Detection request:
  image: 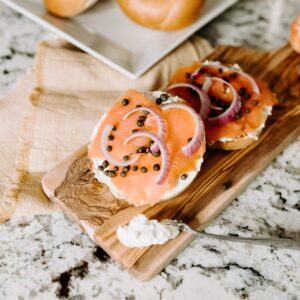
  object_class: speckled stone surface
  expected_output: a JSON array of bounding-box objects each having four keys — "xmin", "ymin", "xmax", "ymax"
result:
[{"xmin": 0, "ymin": 0, "xmax": 300, "ymax": 299}]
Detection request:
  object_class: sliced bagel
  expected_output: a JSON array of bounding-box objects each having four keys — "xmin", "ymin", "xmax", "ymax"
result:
[
  {"xmin": 88, "ymin": 90, "xmax": 206, "ymax": 206},
  {"xmin": 43, "ymin": 0, "xmax": 98, "ymax": 17},
  {"xmin": 166, "ymin": 61, "xmax": 277, "ymax": 150}
]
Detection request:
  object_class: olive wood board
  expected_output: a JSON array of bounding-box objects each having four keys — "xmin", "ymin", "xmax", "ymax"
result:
[{"xmin": 42, "ymin": 44, "xmax": 300, "ymax": 281}]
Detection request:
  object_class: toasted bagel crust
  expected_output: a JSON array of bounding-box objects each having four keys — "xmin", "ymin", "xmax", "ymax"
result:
[
  {"xmin": 117, "ymin": 0, "xmax": 205, "ymax": 31},
  {"xmin": 43, "ymin": 0, "xmax": 98, "ymax": 17},
  {"xmin": 209, "ymin": 108, "xmax": 272, "ymax": 150}
]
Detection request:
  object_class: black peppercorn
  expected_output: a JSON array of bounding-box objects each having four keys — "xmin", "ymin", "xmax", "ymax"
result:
[
  {"xmin": 229, "ymin": 72, "xmax": 238, "ymax": 79},
  {"xmin": 122, "ymin": 99, "xmax": 129, "ymax": 106},
  {"xmin": 235, "ymin": 113, "xmax": 242, "ymax": 119},
  {"xmin": 137, "ymin": 119, "xmax": 144, "ymax": 127},
  {"xmin": 239, "ymin": 87, "xmax": 246, "ymax": 97},
  {"xmin": 160, "ymin": 93, "xmax": 169, "ymax": 102},
  {"xmin": 109, "ymin": 170, "xmax": 116, "ymax": 177},
  {"xmin": 155, "ymin": 98, "xmax": 162, "ymax": 105},
  {"xmin": 181, "ymin": 174, "xmax": 188, "ymax": 180},
  {"xmin": 141, "ymin": 167, "xmax": 148, "ymax": 173},
  {"xmin": 122, "ymin": 166, "xmax": 130, "ymax": 172},
  {"xmin": 137, "ymin": 146, "xmax": 147, "ymax": 153},
  {"xmin": 139, "ymin": 115, "xmax": 147, "ymax": 121},
  {"xmin": 102, "ymin": 160, "xmax": 109, "ymax": 168},
  {"xmin": 152, "ymin": 150, "xmax": 161, "ymax": 157},
  {"xmin": 153, "ymin": 164, "xmax": 160, "ymax": 171}
]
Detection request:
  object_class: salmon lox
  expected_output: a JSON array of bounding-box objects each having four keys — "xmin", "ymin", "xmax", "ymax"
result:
[
  {"xmin": 168, "ymin": 61, "xmax": 277, "ymax": 146},
  {"xmin": 89, "ymin": 90, "xmax": 205, "ymax": 206}
]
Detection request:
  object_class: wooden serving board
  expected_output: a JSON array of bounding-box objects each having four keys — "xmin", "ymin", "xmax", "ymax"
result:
[{"xmin": 42, "ymin": 44, "xmax": 300, "ymax": 281}]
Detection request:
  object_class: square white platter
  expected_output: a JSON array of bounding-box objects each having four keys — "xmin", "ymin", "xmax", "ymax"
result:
[{"xmin": 1, "ymin": 0, "xmax": 238, "ymax": 79}]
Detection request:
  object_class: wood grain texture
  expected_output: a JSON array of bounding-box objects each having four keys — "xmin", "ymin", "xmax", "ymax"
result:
[{"xmin": 42, "ymin": 44, "xmax": 300, "ymax": 281}]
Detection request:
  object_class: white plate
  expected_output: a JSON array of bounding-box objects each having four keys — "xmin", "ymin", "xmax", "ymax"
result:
[{"xmin": 1, "ymin": 0, "xmax": 238, "ymax": 79}]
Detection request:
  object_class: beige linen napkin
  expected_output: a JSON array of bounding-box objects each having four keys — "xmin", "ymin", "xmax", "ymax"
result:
[{"xmin": 0, "ymin": 36, "xmax": 213, "ymax": 223}]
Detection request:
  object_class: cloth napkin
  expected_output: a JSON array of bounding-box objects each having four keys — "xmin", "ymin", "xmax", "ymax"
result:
[{"xmin": 0, "ymin": 36, "xmax": 213, "ymax": 223}]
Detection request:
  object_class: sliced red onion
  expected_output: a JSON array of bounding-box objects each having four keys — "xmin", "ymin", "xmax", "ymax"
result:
[
  {"xmin": 202, "ymin": 77, "xmax": 241, "ymax": 127},
  {"xmin": 123, "ymin": 131, "xmax": 170, "ymax": 185},
  {"xmin": 100, "ymin": 124, "xmax": 140, "ymax": 167},
  {"xmin": 202, "ymin": 77, "xmax": 212, "ymax": 93},
  {"xmin": 190, "ymin": 66, "xmax": 202, "ymax": 79},
  {"xmin": 166, "ymin": 83, "xmax": 210, "ymax": 120},
  {"xmin": 191, "ymin": 61, "xmax": 260, "ymax": 94},
  {"xmin": 231, "ymin": 68, "xmax": 260, "ymax": 94},
  {"xmin": 161, "ymin": 103, "xmax": 205, "ymax": 157},
  {"xmin": 123, "ymin": 106, "xmax": 165, "ymax": 153},
  {"xmin": 210, "ymin": 104, "xmax": 223, "ymax": 111}
]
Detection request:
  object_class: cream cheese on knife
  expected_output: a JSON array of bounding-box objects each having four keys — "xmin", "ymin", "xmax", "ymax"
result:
[{"xmin": 116, "ymin": 214, "xmax": 179, "ymax": 248}]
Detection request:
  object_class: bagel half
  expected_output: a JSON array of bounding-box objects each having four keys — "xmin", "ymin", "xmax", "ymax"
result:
[
  {"xmin": 167, "ymin": 61, "xmax": 277, "ymax": 150},
  {"xmin": 88, "ymin": 90, "xmax": 206, "ymax": 206},
  {"xmin": 43, "ymin": 0, "xmax": 98, "ymax": 17},
  {"xmin": 117, "ymin": 0, "xmax": 205, "ymax": 31}
]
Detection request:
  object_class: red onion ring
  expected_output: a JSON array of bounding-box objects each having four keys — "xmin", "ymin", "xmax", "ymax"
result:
[
  {"xmin": 166, "ymin": 83, "xmax": 211, "ymax": 120},
  {"xmin": 101, "ymin": 124, "xmax": 140, "ymax": 167},
  {"xmin": 123, "ymin": 106, "xmax": 165, "ymax": 153},
  {"xmin": 191, "ymin": 62, "xmax": 260, "ymax": 94},
  {"xmin": 210, "ymin": 104, "xmax": 223, "ymax": 111},
  {"xmin": 231, "ymin": 68, "xmax": 260, "ymax": 94},
  {"xmin": 161, "ymin": 103, "xmax": 205, "ymax": 157},
  {"xmin": 123, "ymin": 131, "xmax": 170, "ymax": 185},
  {"xmin": 202, "ymin": 77, "xmax": 241, "ymax": 127}
]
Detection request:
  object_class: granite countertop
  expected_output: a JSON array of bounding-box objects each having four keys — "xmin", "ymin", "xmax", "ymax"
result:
[{"xmin": 0, "ymin": 0, "xmax": 300, "ymax": 299}]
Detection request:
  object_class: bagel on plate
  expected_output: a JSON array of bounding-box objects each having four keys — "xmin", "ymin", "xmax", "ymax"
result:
[
  {"xmin": 117, "ymin": 0, "xmax": 205, "ymax": 31},
  {"xmin": 43, "ymin": 0, "xmax": 98, "ymax": 17}
]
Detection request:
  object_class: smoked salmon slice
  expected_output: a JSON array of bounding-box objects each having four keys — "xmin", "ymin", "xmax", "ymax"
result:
[
  {"xmin": 89, "ymin": 90, "xmax": 205, "ymax": 206},
  {"xmin": 167, "ymin": 61, "xmax": 277, "ymax": 148}
]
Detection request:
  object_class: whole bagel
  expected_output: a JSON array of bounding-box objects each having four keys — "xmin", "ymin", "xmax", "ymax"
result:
[
  {"xmin": 290, "ymin": 15, "xmax": 300, "ymax": 53},
  {"xmin": 117, "ymin": 0, "xmax": 205, "ymax": 31},
  {"xmin": 43, "ymin": 0, "xmax": 98, "ymax": 17}
]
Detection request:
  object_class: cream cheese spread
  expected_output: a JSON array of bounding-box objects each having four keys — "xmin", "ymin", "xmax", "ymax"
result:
[{"xmin": 116, "ymin": 214, "xmax": 179, "ymax": 248}]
